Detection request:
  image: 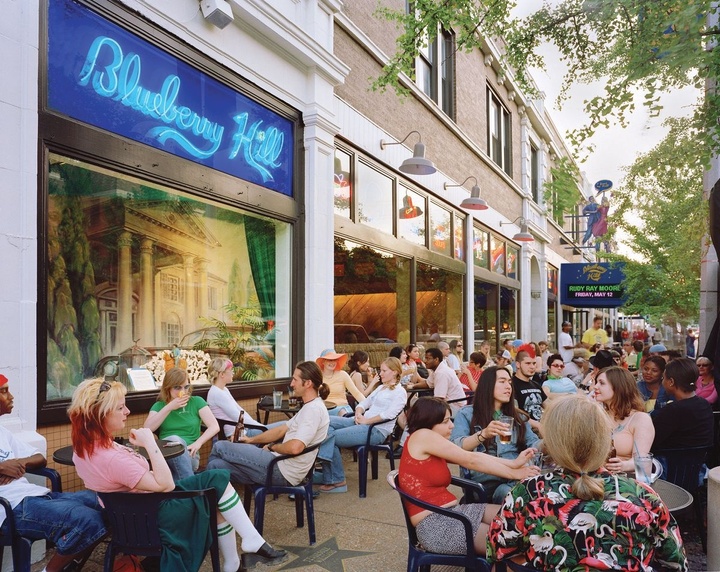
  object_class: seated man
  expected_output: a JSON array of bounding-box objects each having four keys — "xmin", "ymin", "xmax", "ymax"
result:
[
  {"xmin": 0, "ymin": 374, "xmax": 106, "ymax": 572},
  {"xmin": 208, "ymin": 360, "xmax": 329, "ymax": 489}
]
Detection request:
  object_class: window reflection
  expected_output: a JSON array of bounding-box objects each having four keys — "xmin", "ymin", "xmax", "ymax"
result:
[
  {"xmin": 333, "ymin": 239, "xmax": 410, "ymax": 346},
  {"xmin": 454, "ymin": 213, "xmax": 465, "ymax": 261},
  {"xmin": 416, "ymin": 262, "xmax": 462, "ymax": 344},
  {"xmin": 46, "ymin": 154, "xmax": 290, "ymax": 400},
  {"xmin": 398, "ymin": 186, "xmax": 426, "ymax": 246},
  {"xmin": 506, "ymin": 245, "xmax": 518, "ymax": 279},
  {"xmin": 490, "ymin": 235, "xmax": 505, "ymax": 275},
  {"xmin": 473, "ymin": 228, "xmax": 489, "ymax": 269},
  {"xmin": 474, "ymin": 281, "xmax": 498, "ymax": 351},
  {"xmin": 357, "ymin": 161, "xmax": 393, "ymax": 233},
  {"xmin": 429, "ymin": 202, "xmax": 451, "ymax": 256},
  {"xmin": 334, "ymin": 148, "xmax": 352, "ymax": 218}
]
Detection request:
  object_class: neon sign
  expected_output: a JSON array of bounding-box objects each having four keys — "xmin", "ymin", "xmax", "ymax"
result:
[{"xmin": 48, "ymin": 0, "xmax": 293, "ymax": 196}]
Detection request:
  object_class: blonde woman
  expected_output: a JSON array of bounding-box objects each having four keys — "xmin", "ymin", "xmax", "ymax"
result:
[
  {"xmin": 207, "ymin": 357, "xmax": 264, "ymax": 438},
  {"xmin": 592, "ymin": 366, "xmax": 654, "ymax": 473},
  {"xmin": 69, "ymin": 378, "xmax": 287, "ymax": 572},
  {"xmin": 316, "ymin": 349, "xmax": 365, "ymax": 416},
  {"xmin": 143, "ymin": 367, "xmax": 219, "ymax": 481},
  {"xmin": 316, "ymin": 357, "xmax": 408, "ymax": 493},
  {"xmin": 487, "ymin": 397, "xmax": 687, "ymax": 570}
]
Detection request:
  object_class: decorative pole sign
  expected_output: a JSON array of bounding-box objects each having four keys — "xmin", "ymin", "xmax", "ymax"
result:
[
  {"xmin": 594, "ymin": 180, "xmax": 613, "ymax": 193},
  {"xmin": 47, "ymin": 0, "xmax": 294, "ymax": 196}
]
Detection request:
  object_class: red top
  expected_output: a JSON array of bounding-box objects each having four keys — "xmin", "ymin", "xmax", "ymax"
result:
[{"xmin": 398, "ymin": 433, "xmax": 456, "ymax": 517}]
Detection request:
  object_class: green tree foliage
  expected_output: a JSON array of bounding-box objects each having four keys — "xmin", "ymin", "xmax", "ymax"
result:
[
  {"xmin": 606, "ymin": 116, "xmax": 706, "ymax": 323},
  {"xmin": 375, "ymin": 0, "xmax": 716, "ymax": 161},
  {"xmin": 543, "ymin": 156, "xmax": 582, "ymax": 224}
]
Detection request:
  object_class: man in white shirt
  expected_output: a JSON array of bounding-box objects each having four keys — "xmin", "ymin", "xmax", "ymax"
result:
[
  {"xmin": 0, "ymin": 375, "xmax": 106, "ymax": 572},
  {"xmin": 424, "ymin": 347, "xmax": 467, "ymax": 410},
  {"xmin": 559, "ymin": 321, "xmax": 574, "ymax": 363}
]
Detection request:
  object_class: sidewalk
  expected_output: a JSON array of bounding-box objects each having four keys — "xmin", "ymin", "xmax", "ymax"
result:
[{"xmin": 31, "ymin": 449, "xmax": 709, "ymax": 571}]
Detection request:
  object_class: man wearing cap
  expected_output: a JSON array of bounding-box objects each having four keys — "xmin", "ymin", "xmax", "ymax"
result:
[
  {"xmin": 494, "ymin": 351, "xmax": 513, "ymax": 376},
  {"xmin": 581, "ymin": 349, "xmax": 616, "ymax": 391},
  {"xmin": 581, "ymin": 316, "xmax": 609, "ymax": 348},
  {"xmin": 511, "ymin": 351, "xmax": 546, "ymax": 432},
  {"xmin": 0, "ymin": 375, "xmax": 107, "ymax": 572},
  {"xmin": 559, "ymin": 321, "xmax": 574, "ymax": 364}
]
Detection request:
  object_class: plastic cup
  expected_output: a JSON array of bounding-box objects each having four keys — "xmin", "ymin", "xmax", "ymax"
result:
[
  {"xmin": 497, "ymin": 415, "xmax": 514, "ymax": 444},
  {"xmin": 633, "ymin": 453, "xmax": 663, "ymax": 484},
  {"xmin": 272, "ymin": 390, "xmax": 283, "ymax": 409}
]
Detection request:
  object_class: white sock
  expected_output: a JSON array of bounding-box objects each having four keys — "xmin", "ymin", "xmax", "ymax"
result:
[
  {"xmin": 218, "ymin": 488, "xmax": 265, "ymax": 553},
  {"xmin": 217, "ymin": 522, "xmax": 240, "ymax": 572}
]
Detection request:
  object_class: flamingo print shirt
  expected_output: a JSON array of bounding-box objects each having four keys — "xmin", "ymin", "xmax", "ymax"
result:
[{"xmin": 487, "ymin": 469, "xmax": 688, "ymax": 571}]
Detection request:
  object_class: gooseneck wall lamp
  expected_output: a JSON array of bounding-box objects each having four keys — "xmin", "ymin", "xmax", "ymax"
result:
[
  {"xmin": 499, "ymin": 217, "xmax": 534, "ymax": 243},
  {"xmin": 443, "ymin": 176, "xmax": 488, "ymax": 210},
  {"xmin": 380, "ymin": 131, "xmax": 437, "ymax": 176}
]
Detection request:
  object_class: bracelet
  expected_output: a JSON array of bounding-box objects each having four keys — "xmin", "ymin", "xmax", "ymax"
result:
[{"xmin": 476, "ymin": 430, "xmax": 484, "ymax": 444}]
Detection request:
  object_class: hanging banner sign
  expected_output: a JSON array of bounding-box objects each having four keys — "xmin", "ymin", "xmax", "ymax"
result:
[
  {"xmin": 47, "ymin": 0, "xmax": 294, "ymax": 196},
  {"xmin": 560, "ymin": 262, "xmax": 626, "ymax": 308}
]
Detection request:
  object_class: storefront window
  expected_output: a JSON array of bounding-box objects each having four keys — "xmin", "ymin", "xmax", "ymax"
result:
[
  {"xmin": 500, "ymin": 286, "xmax": 517, "ymax": 342},
  {"xmin": 474, "ymin": 280, "xmax": 498, "ymax": 350},
  {"xmin": 454, "ymin": 213, "xmax": 465, "ymax": 261},
  {"xmin": 490, "ymin": 235, "xmax": 505, "ymax": 275},
  {"xmin": 506, "ymin": 245, "xmax": 518, "ymax": 279},
  {"xmin": 416, "ymin": 262, "xmax": 463, "ymax": 343},
  {"xmin": 45, "ymin": 153, "xmax": 291, "ymax": 400},
  {"xmin": 429, "ymin": 202, "xmax": 452, "ymax": 257},
  {"xmin": 357, "ymin": 161, "xmax": 393, "ymax": 233},
  {"xmin": 473, "ymin": 228, "xmax": 489, "ymax": 269},
  {"xmin": 334, "ymin": 148, "xmax": 352, "ymax": 218},
  {"xmin": 398, "ymin": 186, "xmax": 427, "ymax": 246},
  {"xmin": 333, "ymin": 239, "xmax": 411, "ymax": 345}
]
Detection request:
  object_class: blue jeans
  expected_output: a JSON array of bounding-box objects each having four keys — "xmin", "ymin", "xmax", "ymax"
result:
[
  {"xmin": 318, "ymin": 416, "xmax": 384, "ymax": 484},
  {"xmin": 165, "ymin": 436, "xmax": 198, "ymax": 482},
  {"xmin": 207, "ymin": 441, "xmax": 291, "ymax": 486},
  {"xmin": 3, "ymin": 490, "xmax": 106, "ymax": 555}
]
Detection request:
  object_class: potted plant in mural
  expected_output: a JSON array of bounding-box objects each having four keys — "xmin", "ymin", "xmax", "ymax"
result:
[
  {"xmin": 47, "ymin": 166, "xmax": 103, "ymax": 399},
  {"xmin": 191, "ymin": 302, "xmax": 275, "ymax": 381}
]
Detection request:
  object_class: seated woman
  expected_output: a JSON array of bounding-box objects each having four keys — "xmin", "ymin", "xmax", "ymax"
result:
[
  {"xmin": 696, "ymin": 355, "xmax": 719, "ymax": 407},
  {"xmin": 389, "ymin": 346, "xmax": 423, "ymax": 388},
  {"xmin": 459, "ymin": 351, "xmax": 486, "ymax": 393},
  {"xmin": 406, "ymin": 344, "xmax": 429, "ymax": 379},
  {"xmin": 206, "ymin": 357, "xmax": 265, "ymax": 438},
  {"xmin": 317, "ymin": 357, "xmax": 407, "ymax": 493},
  {"xmin": 68, "ymin": 378, "xmax": 287, "ymax": 572},
  {"xmin": 487, "ymin": 396, "xmax": 688, "ymax": 571},
  {"xmin": 592, "ymin": 366, "xmax": 654, "ymax": 473},
  {"xmin": 541, "ymin": 354, "xmax": 577, "ymax": 398},
  {"xmin": 450, "ymin": 366, "xmax": 540, "ymax": 503},
  {"xmin": 652, "ymin": 357, "xmax": 714, "ymax": 451},
  {"xmin": 316, "ymin": 349, "xmax": 365, "ymax": 416},
  {"xmin": 400, "ymin": 396, "xmax": 538, "ymax": 556},
  {"xmin": 637, "ymin": 355, "xmax": 670, "ymax": 413},
  {"xmin": 348, "ymin": 350, "xmax": 380, "ymax": 397},
  {"xmin": 143, "ymin": 367, "xmax": 219, "ymax": 481}
]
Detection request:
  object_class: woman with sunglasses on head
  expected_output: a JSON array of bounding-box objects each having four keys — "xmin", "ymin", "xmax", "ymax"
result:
[
  {"xmin": 207, "ymin": 357, "xmax": 265, "ymax": 439},
  {"xmin": 70, "ymin": 378, "xmax": 287, "ymax": 572},
  {"xmin": 541, "ymin": 354, "xmax": 577, "ymax": 399},
  {"xmin": 144, "ymin": 367, "xmax": 219, "ymax": 481},
  {"xmin": 450, "ymin": 367, "xmax": 540, "ymax": 503},
  {"xmin": 695, "ymin": 355, "xmax": 718, "ymax": 406}
]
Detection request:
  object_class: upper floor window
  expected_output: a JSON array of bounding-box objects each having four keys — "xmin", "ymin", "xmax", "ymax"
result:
[
  {"xmin": 530, "ymin": 144, "xmax": 541, "ymax": 203},
  {"xmin": 416, "ymin": 28, "xmax": 456, "ymax": 118},
  {"xmin": 488, "ymin": 88, "xmax": 511, "ymax": 175}
]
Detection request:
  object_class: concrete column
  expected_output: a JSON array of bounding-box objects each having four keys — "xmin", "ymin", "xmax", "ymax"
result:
[
  {"xmin": 197, "ymin": 259, "xmax": 209, "ymax": 322},
  {"xmin": 183, "ymin": 254, "xmax": 196, "ymax": 334},
  {"xmin": 708, "ymin": 466, "xmax": 720, "ymax": 570},
  {"xmin": 138, "ymin": 237, "xmax": 154, "ymax": 347},
  {"xmin": 116, "ymin": 231, "xmax": 134, "ymax": 351}
]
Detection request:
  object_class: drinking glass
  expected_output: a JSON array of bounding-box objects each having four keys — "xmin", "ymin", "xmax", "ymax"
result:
[
  {"xmin": 633, "ymin": 453, "xmax": 663, "ymax": 484},
  {"xmin": 272, "ymin": 390, "xmax": 283, "ymax": 409},
  {"xmin": 497, "ymin": 415, "xmax": 514, "ymax": 444}
]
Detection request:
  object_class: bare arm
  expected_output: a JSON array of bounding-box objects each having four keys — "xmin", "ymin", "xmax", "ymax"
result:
[
  {"xmin": 143, "ymin": 396, "xmax": 188, "ymax": 432},
  {"xmin": 187, "ymin": 406, "xmax": 219, "ymax": 457},
  {"xmin": 240, "ymin": 422, "xmax": 288, "ymax": 446},
  {"xmin": 128, "ymin": 428, "xmax": 174, "ymax": 492}
]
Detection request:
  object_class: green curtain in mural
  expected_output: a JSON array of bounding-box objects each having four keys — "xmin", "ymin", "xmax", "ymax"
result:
[{"xmin": 243, "ymin": 217, "xmax": 276, "ymax": 323}]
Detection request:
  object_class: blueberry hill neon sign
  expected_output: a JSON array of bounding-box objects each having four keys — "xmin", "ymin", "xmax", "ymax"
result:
[{"xmin": 48, "ymin": 0, "xmax": 293, "ymax": 196}]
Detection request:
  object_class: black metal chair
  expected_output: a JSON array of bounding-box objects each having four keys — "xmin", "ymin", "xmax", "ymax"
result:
[
  {"xmin": 98, "ymin": 488, "xmax": 221, "ymax": 571},
  {"xmin": 352, "ymin": 417, "xmax": 398, "ymax": 498},
  {"xmin": 654, "ymin": 445, "xmax": 711, "ymax": 553},
  {"xmin": 0, "ymin": 467, "xmax": 62, "ymax": 572},
  {"xmin": 387, "ymin": 469, "xmax": 492, "ymax": 572},
  {"xmin": 242, "ymin": 441, "xmax": 322, "ymax": 544}
]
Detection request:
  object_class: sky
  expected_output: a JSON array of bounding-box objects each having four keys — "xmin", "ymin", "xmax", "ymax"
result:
[{"xmin": 513, "ymin": 2, "xmax": 700, "ymax": 192}]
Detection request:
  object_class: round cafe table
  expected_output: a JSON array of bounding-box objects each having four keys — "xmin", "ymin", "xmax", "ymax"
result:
[
  {"xmin": 52, "ymin": 438, "xmax": 185, "ymax": 467},
  {"xmin": 650, "ymin": 478, "xmax": 693, "ymax": 513}
]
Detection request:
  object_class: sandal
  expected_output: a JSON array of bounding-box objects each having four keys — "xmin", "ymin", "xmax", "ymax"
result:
[{"xmin": 318, "ymin": 482, "xmax": 348, "ymax": 493}]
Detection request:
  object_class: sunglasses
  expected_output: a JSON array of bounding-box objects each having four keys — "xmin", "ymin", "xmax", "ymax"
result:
[{"xmin": 550, "ymin": 363, "xmax": 565, "ymax": 368}]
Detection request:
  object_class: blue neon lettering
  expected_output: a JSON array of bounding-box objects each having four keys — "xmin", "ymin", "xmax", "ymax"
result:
[
  {"xmin": 77, "ymin": 34, "xmax": 285, "ymax": 181},
  {"xmin": 229, "ymin": 113, "xmax": 284, "ymax": 183}
]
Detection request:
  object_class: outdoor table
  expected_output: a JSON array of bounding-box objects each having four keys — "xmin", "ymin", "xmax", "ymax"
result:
[
  {"xmin": 52, "ymin": 438, "xmax": 185, "ymax": 467},
  {"xmin": 256, "ymin": 399, "xmax": 336, "ymax": 425},
  {"xmin": 650, "ymin": 478, "xmax": 693, "ymax": 513},
  {"xmin": 404, "ymin": 385, "xmax": 432, "ymax": 407}
]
